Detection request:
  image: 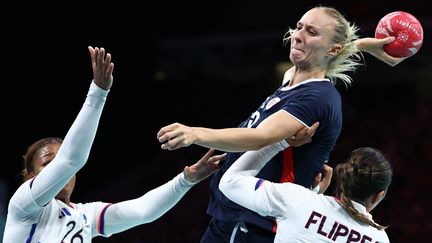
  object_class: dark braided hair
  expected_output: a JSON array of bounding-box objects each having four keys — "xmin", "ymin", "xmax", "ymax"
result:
[
  {"xmin": 334, "ymin": 147, "xmax": 393, "ymax": 230},
  {"xmin": 21, "ymin": 137, "xmax": 63, "ymax": 182}
]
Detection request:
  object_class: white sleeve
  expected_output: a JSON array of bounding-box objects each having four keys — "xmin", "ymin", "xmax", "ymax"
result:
[
  {"xmin": 252, "ymin": 179, "xmax": 317, "ymax": 217},
  {"xmin": 219, "ymin": 140, "xmax": 289, "ymax": 216},
  {"xmin": 100, "ymin": 172, "xmax": 196, "ymax": 236},
  {"xmin": 29, "ymin": 82, "xmax": 109, "ymax": 207}
]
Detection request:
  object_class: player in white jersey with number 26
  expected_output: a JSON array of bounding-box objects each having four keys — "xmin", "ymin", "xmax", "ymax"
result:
[{"xmin": 2, "ymin": 46, "xmax": 225, "ymax": 243}]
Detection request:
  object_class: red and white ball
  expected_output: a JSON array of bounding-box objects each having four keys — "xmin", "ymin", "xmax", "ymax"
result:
[{"xmin": 375, "ymin": 11, "xmax": 423, "ymax": 58}]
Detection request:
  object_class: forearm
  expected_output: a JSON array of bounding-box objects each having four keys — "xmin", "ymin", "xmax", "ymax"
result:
[
  {"xmin": 32, "ymin": 81, "xmax": 109, "ymax": 206},
  {"xmin": 102, "ymin": 172, "xmax": 195, "ymax": 235},
  {"xmin": 219, "ymin": 141, "xmax": 288, "ymax": 210},
  {"xmin": 194, "ymin": 127, "xmax": 277, "ymax": 152},
  {"xmin": 60, "ymin": 81, "xmax": 108, "ymax": 161}
]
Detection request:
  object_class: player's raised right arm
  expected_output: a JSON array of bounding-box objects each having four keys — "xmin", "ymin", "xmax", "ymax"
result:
[{"xmin": 26, "ymin": 47, "xmax": 113, "ymax": 207}]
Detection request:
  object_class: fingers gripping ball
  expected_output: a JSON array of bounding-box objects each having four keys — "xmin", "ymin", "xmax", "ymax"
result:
[{"xmin": 375, "ymin": 11, "xmax": 423, "ymax": 58}]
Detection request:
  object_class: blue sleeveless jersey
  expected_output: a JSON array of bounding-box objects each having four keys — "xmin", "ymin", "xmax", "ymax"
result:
[{"xmin": 207, "ymin": 79, "xmax": 342, "ymax": 232}]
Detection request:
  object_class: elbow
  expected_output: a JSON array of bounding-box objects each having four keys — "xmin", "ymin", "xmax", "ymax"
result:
[
  {"xmin": 219, "ymin": 175, "xmax": 246, "ymax": 207},
  {"xmin": 218, "ymin": 175, "xmax": 230, "ymax": 196},
  {"xmin": 219, "ymin": 173, "xmax": 239, "ymax": 198},
  {"xmin": 140, "ymin": 215, "xmax": 158, "ymax": 224},
  {"xmin": 55, "ymin": 154, "xmax": 87, "ymax": 171},
  {"xmin": 70, "ymin": 150, "xmax": 92, "ymax": 168},
  {"xmin": 66, "ymin": 156, "xmax": 88, "ymax": 169},
  {"xmin": 59, "ymin": 149, "xmax": 90, "ymax": 168},
  {"xmin": 134, "ymin": 210, "xmax": 161, "ymax": 224}
]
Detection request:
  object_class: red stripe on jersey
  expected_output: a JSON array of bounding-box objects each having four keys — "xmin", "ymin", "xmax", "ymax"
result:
[
  {"xmin": 98, "ymin": 204, "xmax": 112, "ymax": 235},
  {"xmin": 274, "ymin": 147, "xmax": 295, "ymax": 232},
  {"xmin": 280, "ymin": 147, "xmax": 294, "ymax": 183},
  {"xmin": 272, "ymin": 221, "xmax": 278, "ymax": 233}
]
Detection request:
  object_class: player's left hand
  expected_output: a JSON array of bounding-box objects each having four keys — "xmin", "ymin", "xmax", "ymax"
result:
[
  {"xmin": 287, "ymin": 122, "xmax": 319, "ymax": 147},
  {"xmin": 184, "ymin": 149, "xmax": 226, "ymax": 183}
]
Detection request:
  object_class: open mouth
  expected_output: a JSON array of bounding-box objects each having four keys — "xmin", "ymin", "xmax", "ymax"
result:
[{"xmin": 291, "ymin": 47, "xmax": 304, "ymax": 54}]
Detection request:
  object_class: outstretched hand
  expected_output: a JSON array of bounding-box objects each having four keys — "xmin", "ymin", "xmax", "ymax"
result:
[
  {"xmin": 183, "ymin": 149, "xmax": 226, "ymax": 183},
  {"xmin": 157, "ymin": 123, "xmax": 195, "ymax": 150},
  {"xmin": 88, "ymin": 46, "xmax": 114, "ymax": 90},
  {"xmin": 312, "ymin": 164, "xmax": 333, "ymax": 194},
  {"xmin": 354, "ymin": 37, "xmax": 406, "ymax": 67}
]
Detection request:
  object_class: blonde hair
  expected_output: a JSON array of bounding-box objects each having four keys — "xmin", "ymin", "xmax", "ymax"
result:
[{"xmin": 283, "ymin": 6, "xmax": 363, "ymax": 86}]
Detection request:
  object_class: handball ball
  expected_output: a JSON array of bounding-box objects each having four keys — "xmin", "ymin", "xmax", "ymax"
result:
[{"xmin": 375, "ymin": 11, "xmax": 423, "ymax": 58}]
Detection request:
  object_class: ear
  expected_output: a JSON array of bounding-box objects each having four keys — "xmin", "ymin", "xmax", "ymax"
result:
[{"xmin": 327, "ymin": 43, "xmax": 343, "ymax": 57}]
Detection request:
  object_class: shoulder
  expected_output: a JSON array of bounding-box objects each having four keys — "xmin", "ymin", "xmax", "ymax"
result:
[
  {"xmin": 73, "ymin": 201, "xmax": 109, "ymax": 212},
  {"xmin": 303, "ymin": 81, "xmax": 341, "ymax": 103},
  {"xmin": 305, "ymin": 80, "xmax": 338, "ymax": 92},
  {"xmin": 286, "ymin": 81, "xmax": 340, "ymax": 104},
  {"xmin": 284, "ymin": 80, "xmax": 337, "ymax": 95},
  {"xmin": 73, "ymin": 201, "xmax": 111, "ymax": 220},
  {"xmin": 8, "ymin": 180, "xmax": 43, "ymax": 218},
  {"xmin": 267, "ymin": 181, "xmax": 322, "ymax": 202}
]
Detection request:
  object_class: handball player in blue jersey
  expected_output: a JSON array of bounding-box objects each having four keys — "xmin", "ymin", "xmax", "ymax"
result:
[{"xmin": 157, "ymin": 6, "xmax": 404, "ymax": 243}]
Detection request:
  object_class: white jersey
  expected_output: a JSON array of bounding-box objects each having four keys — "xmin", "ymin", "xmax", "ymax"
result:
[
  {"xmin": 256, "ymin": 181, "xmax": 389, "ymax": 243},
  {"xmin": 3, "ymin": 82, "xmax": 197, "ymax": 242},
  {"xmin": 219, "ymin": 141, "xmax": 390, "ymax": 243},
  {"xmin": 3, "ymin": 172, "xmax": 194, "ymax": 243},
  {"xmin": 4, "ymin": 179, "xmax": 109, "ymax": 242}
]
